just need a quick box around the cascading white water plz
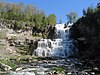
[33,23,78,58]
[6,24,78,75]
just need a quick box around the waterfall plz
[33,23,78,58]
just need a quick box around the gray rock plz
[0,63,12,71]
[67,72,72,75]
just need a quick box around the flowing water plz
[6,58,82,75]
[34,23,78,58]
[5,23,79,75]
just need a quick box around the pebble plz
[67,72,72,75]
[91,72,95,75]
[85,72,88,75]
[93,67,99,71]
[15,67,22,71]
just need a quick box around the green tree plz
[25,4,31,21]
[18,2,23,14]
[11,3,18,20]
[83,9,87,16]
[96,3,100,12]
[87,7,94,15]
[47,14,56,26]
[33,12,45,29]
[0,2,6,18]
[17,2,24,20]
[42,16,48,28]
[66,12,77,23]
[29,5,37,22]
[0,2,57,33]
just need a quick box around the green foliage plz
[83,9,87,16]
[66,11,78,23]
[47,14,56,26]
[87,7,94,15]
[34,13,45,29]
[52,67,65,73]
[0,2,57,38]
[83,4,100,17]
[42,16,48,28]
[0,59,16,68]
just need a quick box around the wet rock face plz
[70,11,100,59]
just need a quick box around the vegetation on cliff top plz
[0,2,56,38]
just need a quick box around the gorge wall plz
[70,5,100,60]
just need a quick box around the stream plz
[1,24,99,75]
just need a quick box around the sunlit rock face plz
[33,23,78,58]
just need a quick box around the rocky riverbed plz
[0,57,100,75]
